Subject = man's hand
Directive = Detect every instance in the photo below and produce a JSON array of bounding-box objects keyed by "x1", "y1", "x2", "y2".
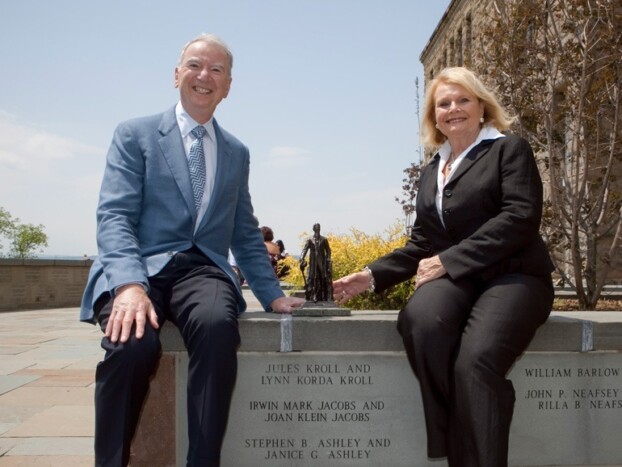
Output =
[
  {"x1": 415, "y1": 255, "x2": 447, "y2": 288},
  {"x1": 270, "y1": 296, "x2": 305, "y2": 314},
  {"x1": 105, "y1": 284, "x2": 159, "y2": 343}
]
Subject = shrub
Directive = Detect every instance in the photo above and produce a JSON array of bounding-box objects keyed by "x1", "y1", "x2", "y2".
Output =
[{"x1": 282, "y1": 223, "x2": 414, "y2": 310}]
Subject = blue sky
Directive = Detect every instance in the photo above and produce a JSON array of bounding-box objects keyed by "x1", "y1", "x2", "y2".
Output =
[{"x1": 0, "y1": 0, "x2": 450, "y2": 257}]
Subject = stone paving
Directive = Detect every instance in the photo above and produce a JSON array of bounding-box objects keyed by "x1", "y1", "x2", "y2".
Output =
[
  {"x1": 0, "y1": 290, "x2": 264, "y2": 466},
  {"x1": 0, "y1": 307, "x2": 100, "y2": 466}
]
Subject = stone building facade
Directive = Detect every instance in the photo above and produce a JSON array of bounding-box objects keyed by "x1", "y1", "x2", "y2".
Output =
[{"x1": 419, "y1": 0, "x2": 491, "y2": 85}]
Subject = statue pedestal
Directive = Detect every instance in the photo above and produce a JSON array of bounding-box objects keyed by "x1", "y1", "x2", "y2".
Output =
[{"x1": 294, "y1": 301, "x2": 351, "y2": 317}]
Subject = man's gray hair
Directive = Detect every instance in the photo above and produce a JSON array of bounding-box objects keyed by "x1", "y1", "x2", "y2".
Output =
[{"x1": 177, "y1": 33, "x2": 233, "y2": 73}]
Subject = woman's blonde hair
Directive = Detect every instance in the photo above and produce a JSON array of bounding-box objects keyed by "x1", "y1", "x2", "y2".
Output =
[{"x1": 420, "y1": 67, "x2": 516, "y2": 148}]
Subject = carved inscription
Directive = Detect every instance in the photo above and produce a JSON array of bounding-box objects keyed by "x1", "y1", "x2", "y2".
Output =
[
  {"x1": 230, "y1": 356, "x2": 622, "y2": 464},
  {"x1": 521, "y1": 366, "x2": 622, "y2": 410},
  {"x1": 244, "y1": 437, "x2": 391, "y2": 461},
  {"x1": 221, "y1": 355, "x2": 423, "y2": 465},
  {"x1": 255, "y1": 363, "x2": 378, "y2": 427},
  {"x1": 215, "y1": 351, "x2": 622, "y2": 465},
  {"x1": 261, "y1": 363, "x2": 372, "y2": 387},
  {"x1": 508, "y1": 353, "x2": 622, "y2": 466}
]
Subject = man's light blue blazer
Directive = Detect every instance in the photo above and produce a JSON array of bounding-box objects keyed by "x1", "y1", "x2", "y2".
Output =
[{"x1": 80, "y1": 107, "x2": 284, "y2": 323}]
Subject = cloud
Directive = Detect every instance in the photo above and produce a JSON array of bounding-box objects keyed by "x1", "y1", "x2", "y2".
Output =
[
  {"x1": 0, "y1": 111, "x2": 105, "y2": 256},
  {"x1": 0, "y1": 112, "x2": 103, "y2": 172},
  {"x1": 264, "y1": 146, "x2": 312, "y2": 168}
]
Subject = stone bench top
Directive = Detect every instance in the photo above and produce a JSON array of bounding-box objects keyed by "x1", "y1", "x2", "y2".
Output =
[{"x1": 160, "y1": 310, "x2": 622, "y2": 353}]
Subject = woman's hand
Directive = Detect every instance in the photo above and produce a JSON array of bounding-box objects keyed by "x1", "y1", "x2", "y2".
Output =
[
  {"x1": 333, "y1": 271, "x2": 371, "y2": 304},
  {"x1": 416, "y1": 255, "x2": 447, "y2": 288}
]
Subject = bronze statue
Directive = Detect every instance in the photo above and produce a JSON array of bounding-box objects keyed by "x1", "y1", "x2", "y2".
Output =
[{"x1": 299, "y1": 223, "x2": 333, "y2": 302}]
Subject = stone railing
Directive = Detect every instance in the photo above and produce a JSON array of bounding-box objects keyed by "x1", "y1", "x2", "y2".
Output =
[
  {"x1": 130, "y1": 309, "x2": 622, "y2": 467},
  {"x1": 0, "y1": 258, "x2": 92, "y2": 311}
]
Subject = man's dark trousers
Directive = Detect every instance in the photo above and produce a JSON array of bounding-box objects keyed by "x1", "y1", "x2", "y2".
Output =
[{"x1": 94, "y1": 247, "x2": 240, "y2": 466}]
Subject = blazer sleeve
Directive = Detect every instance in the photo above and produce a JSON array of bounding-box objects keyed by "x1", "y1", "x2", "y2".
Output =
[
  {"x1": 368, "y1": 217, "x2": 433, "y2": 292},
  {"x1": 96, "y1": 120, "x2": 150, "y2": 293},
  {"x1": 226, "y1": 148, "x2": 285, "y2": 309}
]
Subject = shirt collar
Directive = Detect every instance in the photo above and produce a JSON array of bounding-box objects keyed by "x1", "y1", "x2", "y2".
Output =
[
  {"x1": 175, "y1": 102, "x2": 216, "y2": 142},
  {"x1": 438, "y1": 125, "x2": 505, "y2": 161}
]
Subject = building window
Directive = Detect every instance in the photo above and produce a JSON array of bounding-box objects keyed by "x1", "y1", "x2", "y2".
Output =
[
  {"x1": 456, "y1": 27, "x2": 463, "y2": 65},
  {"x1": 465, "y1": 13, "x2": 472, "y2": 66},
  {"x1": 449, "y1": 38, "x2": 455, "y2": 65}
]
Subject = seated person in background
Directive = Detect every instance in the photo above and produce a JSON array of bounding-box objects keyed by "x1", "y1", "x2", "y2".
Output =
[
  {"x1": 275, "y1": 239, "x2": 290, "y2": 278},
  {"x1": 276, "y1": 239, "x2": 288, "y2": 258},
  {"x1": 228, "y1": 250, "x2": 245, "y2": 285},
  {"x1": 261, "y1": 226, "x2": 281, "y2": 276}
]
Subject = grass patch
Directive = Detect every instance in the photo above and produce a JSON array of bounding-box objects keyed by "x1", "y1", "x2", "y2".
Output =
[{"x1": 553, "y1": 299, "x2": 622, "y2": 311}]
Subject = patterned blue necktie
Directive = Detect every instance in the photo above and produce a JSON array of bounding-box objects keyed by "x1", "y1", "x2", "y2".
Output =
[{"x1": 188, "y1": 125, "x2": 207, "y2": 211}]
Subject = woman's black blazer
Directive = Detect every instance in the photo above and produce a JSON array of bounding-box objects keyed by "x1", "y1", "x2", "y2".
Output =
[{"x1": 371, "y1": 134, "x2": 554, "y2": 292}]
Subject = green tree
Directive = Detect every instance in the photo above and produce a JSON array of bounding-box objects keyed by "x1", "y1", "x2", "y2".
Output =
[
  {"x1": 0, "y1": 207, "x2": 49, "y2": 259},
  {"x1": 0, "y1": 207, "x2": 16, "y2": 256},
  {"x1": 10, "y1": 223, "x2": 49, "y2": 259},
  {"x1": 0, "y1": 207, "x2": 14, "y2": 237}
]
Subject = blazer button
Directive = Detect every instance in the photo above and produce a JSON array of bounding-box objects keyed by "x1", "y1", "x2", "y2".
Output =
[
  {"x1": 443, "y1": 209, "x2": 451, "y2": 215},
  {"x1": 443, "y1": 189, "x2": 453, "y2": 198}
]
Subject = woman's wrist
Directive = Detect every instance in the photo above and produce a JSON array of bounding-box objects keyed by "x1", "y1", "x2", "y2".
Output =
[{"x1": 363, "y1": 266, "x2": 376, "y2": 293}]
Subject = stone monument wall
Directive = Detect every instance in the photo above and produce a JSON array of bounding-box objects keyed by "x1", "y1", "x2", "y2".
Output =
[
  {"x1": 0, "y1": 258, "x2": 92, "y2": 311},
  {"x1": 131, "y1": 310, "x2": 622, "y2": 467}
]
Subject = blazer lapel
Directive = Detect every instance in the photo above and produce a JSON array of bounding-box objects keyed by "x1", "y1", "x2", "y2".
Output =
[
  {"x1": 445, "y1": 140, "x2": 494, "y2": 186},
  {"x1": 157, "y1": 108, "x2": 196, "y2": 218},
  {"x1": 419, "y1": 156, "x2": 445, "y2": 228}
]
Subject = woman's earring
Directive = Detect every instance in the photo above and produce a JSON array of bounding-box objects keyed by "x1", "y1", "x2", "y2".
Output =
[{"x1": 479, "y1": 116, "x2": 485, "y2": 123}]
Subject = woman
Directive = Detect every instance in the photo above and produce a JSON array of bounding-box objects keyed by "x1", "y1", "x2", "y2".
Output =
[{"x1": 334, "y1": 67, "x2": 554, "y2": 467}]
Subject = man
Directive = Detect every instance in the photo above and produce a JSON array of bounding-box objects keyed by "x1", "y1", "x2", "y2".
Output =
[
  {"x1": 80, "y1": 34, "x2": 303, "y2": 466},
  {"x1": 299, "y1": 223, "x2": 333, "y2": 302}
]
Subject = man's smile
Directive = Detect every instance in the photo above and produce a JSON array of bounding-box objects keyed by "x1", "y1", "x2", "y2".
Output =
[{"x1": 193, "y1": 85, "x2": 212, "y2": 94}]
